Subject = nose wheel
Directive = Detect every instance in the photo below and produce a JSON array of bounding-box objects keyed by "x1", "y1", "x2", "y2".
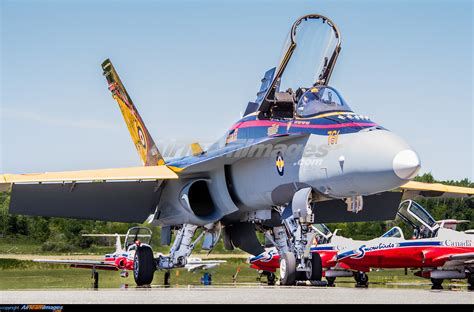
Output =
[
  {"x1": 279, "y1": 252, "x2": 297, "y2": 285},
  {"x1": 308, "y1": 253, "x2": 323, "y2": 281},
  {"x1": 280, "y1": 252, "x2": 323, "y2": 286}
]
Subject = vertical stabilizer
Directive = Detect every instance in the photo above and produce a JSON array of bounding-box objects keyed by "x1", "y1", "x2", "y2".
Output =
[{"x1": 102, "y1": 59, "x2": 165, "y2": 166}]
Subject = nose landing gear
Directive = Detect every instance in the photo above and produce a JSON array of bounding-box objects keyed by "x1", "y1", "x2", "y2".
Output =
[{"x1": 272, "y1": 188, "x2": 324, "y2": 286}]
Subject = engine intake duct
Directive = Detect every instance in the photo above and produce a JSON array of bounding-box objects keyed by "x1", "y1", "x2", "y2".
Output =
[{"x1": 180, "y1": 179, "x2": 216, "y2": 219}]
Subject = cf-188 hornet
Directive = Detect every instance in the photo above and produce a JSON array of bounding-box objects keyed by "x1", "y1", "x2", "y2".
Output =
[{"x1": 3, "y1": 14, "x2": 472, "y2": 286}]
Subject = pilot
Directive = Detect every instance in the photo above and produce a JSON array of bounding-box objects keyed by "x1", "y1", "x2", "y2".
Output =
[
  {"x1": 297, "y1": 87, "x2": 321, "y2": 115},
  {"x1": 412, "y1": 228, "x2": 419, "y2": 239}
]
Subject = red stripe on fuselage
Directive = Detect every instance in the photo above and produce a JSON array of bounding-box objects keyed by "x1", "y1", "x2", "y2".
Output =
[
  {"x1": 341, "y1": 246, "x2": 474, "y2": 268},
  {"x1": 230, "y1": 120, "x2": 377, "y2": 131}
]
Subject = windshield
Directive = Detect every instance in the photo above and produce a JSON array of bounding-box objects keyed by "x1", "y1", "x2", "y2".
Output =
[
  {"x1": 381, "y1": 227, "x2": 404, "y2": 239},
  {"x1": 124, "y1": 227, "x2": 152, "y2": 250},
  {"x1": 312, "y1": 223, "x2": 332, "y2": 244},
  {"x1": 296, "y1": 86, "x2": 351, "y2": 117},
  {"x1": 313, "y1": 223, "x2": 332, "y2": 236}
]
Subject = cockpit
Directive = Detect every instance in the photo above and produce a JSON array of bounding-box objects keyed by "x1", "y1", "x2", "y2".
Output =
[
  {"x1": 397, "y1": 200, "x2": 439, "y2": 239},
  {"x1": 296, "y1": 86, "x2": 351, "y2": 117},
  {"x1": 381, "y1": 226, "x2": 405, "y2": 239},
  {"x1": 254, "y1": 14, "x2": 346, "y2": 120},
  {"x1": 312, "y1": 223, "x2": 333, "y2": 244},
  {"x1": 124, "y1": 226, "x2": 153, "y2": 251}
]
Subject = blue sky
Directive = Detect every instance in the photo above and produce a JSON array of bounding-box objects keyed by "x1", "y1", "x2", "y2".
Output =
[{"x1": 1, "y1": 0, "x2": 472, "y2": 180}]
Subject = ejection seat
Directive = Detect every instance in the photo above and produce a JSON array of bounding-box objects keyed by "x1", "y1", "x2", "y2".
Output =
[{"x1": 268, "y1": 90, "x2": 296, "y2": 119}]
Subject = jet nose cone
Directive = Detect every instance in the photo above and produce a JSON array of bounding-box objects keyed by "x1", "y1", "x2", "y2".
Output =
[{"x1": 393, "y1": 149, "x2": 421, "y2": 180}]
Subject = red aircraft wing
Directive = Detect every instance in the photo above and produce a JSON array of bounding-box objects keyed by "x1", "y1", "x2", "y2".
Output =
[{"x1": 33, "y1": 259, "x2": 119, "y2": 271}]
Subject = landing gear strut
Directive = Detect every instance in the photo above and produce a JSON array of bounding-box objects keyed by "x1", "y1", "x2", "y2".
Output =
[
  {"x1": 164, "y1": 270, "x2": 171, "y2": 286},
  {"x1": 272, "y1": 188, "x2": 323, "y2": 286},
  {"x1": 151, "y1": 223, "x2": 220, "y2": 286},
  {"x1": 91, "y1": 267, "x2": 99, "y2": 289}
]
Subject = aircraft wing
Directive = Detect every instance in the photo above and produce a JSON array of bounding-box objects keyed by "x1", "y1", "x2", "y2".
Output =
[
  {"x1": 1, "y1": 166, "x2": 177, "y2": 184},
  {"x1": 33, "y1": 259, "x2": 118, "y2": 270},
  {"x1": 185, "y1": 260, "x2": 226, "y2": 272},
  {"x1": 431, "y1": 252, "x2": 474, "y2": 266},
  {"x1": 2, "y1": 166, "x2": 178, "y2": 223},
  {"x1": 445, "y1": 252, "x2": 474, "y2": 262},
  {"x1": 400, "y1": 181, "x2": 474, "y2": 199}
]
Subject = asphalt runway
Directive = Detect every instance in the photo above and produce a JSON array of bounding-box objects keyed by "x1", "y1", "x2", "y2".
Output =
[{"x1": 1, "y1": 286, "x2": 472, "y2": 304}]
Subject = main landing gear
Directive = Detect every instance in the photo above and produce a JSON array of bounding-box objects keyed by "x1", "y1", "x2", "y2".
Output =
[
  {"x1": 430, "y1": 278, "x2": 443, "y2": 290},
  {"x1": 354, "y1": 271, "x2": 369, "y2": 288},
  {"x1": 468, "y1": 273, "x2": 474, "y2": 291},
  {"x1": 269, "y1": 188, "x2": 324, "y2": 286},
  {"x1": 132, "y1": 223, "x2": 220, "y2": 287},
  {"x1": 133, "y1": 245, "x2": 155, "y2": 286},
  {"x1": 258, "y1": 271, "x2": 277, "y2": 286},
  {"x1": 326, "y1": 276, "x2": 336, "y2": 287}
]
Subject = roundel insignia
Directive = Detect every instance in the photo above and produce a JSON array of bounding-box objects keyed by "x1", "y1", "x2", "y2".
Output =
[
  {"x1": 137, "y1": 126, "x2": 146, "y2": 149},
  {"x1": 276, "y1": 152, "x2": 284, "y2": 176}
]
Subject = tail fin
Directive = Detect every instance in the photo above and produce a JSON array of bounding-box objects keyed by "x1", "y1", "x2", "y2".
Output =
[
  {"x1": 114, "y1": 234, "x2": 123, "y2": 254},
  {"x1": 101, "y1": 59, "x2": 165, "y2": 166}
]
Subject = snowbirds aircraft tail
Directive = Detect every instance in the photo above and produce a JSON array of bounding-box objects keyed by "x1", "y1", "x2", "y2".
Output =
[{"x1": 2, "y1": 14, "x2": 473, "y2": 286}]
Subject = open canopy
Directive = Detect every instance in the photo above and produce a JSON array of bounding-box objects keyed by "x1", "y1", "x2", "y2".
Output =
[
  {"x1": 397, "y1": 200, "x2": 439, "y2": 238},
  {"x1": 258, "y1": 14, "x2": 342, "y2": 115}
]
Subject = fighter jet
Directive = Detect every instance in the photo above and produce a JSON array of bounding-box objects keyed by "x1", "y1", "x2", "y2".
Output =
[{"x1": 2, "y1": 14, "x2": 472, "y2": 286}]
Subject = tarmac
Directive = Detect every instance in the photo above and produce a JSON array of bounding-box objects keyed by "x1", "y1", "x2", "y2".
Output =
[{"x1": 1, "y1": 286, "x2": 472, "y2": 304}]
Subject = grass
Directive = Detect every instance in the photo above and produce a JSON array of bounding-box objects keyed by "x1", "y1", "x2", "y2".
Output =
[
  {"x1": 0, "y1": 258, "x2": 467, "y2": 290},
  {"x1": 0, "y1": 259, "x2": 260, "y2": 290}
]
